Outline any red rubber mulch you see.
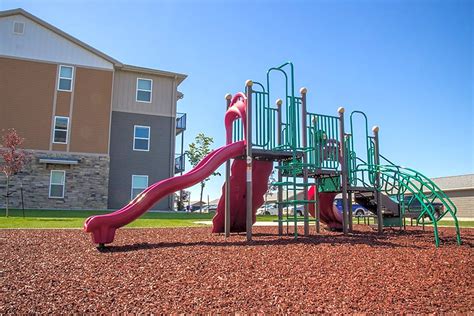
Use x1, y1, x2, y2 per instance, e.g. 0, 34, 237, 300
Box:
0, 225, 472, 314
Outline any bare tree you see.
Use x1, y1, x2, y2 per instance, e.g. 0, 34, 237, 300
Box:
0, 129, 29, 217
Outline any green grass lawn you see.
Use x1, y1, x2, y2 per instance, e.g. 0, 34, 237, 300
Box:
0, 209, 472, 229
0, 209, 278, 229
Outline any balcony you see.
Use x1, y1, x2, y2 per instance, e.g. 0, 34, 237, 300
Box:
176, 112, 186, 135
175, 153, 186, 174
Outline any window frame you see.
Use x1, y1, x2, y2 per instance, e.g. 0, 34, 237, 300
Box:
136, 78, 153, 103
52, 116, 70, 144
131, 174, 149, 200
57, 65, 74, 92
133, 125, 150, 152
13, 21, 25, 35
49, 170, 66, 199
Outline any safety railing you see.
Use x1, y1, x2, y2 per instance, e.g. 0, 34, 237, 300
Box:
306, 112, 341, 170
231, 83, 279, 150
174, 153, 185, 174
176, 112, 187, 133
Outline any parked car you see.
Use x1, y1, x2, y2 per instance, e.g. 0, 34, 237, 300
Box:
201, 204, 218, 213
333, 198, 371, 217
288, 204, 305, 216
186, 205, 204, 212
402, 197, 444, 219
256, 203, 278, 215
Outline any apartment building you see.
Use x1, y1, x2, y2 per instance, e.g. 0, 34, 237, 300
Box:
0, 8, 187, 210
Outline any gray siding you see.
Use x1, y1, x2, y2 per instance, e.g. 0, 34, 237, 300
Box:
112, 70, 177, 117
108, 111, 174, 210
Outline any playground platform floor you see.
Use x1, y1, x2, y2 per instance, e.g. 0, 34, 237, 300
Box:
1, 226, 472, 314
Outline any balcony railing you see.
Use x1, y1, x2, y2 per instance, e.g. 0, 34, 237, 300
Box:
175, 153, 186, 173
176, 112, 186, 135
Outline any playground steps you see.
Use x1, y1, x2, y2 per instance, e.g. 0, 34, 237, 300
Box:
353, 191, 401, 218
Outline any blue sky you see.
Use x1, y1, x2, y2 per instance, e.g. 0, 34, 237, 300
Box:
2, 0, 472, 201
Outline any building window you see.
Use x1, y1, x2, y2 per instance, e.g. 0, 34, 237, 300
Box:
53, 116, 69, 144
131, 175, 148, 199
58, 65, 74, 91
136, 78, 152, 103
133, 125, 150, 151
49, 170, 65, 198
13, 21, 25, 34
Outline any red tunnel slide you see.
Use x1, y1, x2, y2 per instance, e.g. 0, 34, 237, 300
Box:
308, 186, 343, 230
212, 159, 273, 233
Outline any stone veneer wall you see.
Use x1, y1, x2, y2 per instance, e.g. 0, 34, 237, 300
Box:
0, 151, 109, 210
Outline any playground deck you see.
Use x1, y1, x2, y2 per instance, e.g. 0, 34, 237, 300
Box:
1, 226, 472, 314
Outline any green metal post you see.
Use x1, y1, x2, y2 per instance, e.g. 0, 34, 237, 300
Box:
276, 98, 283, 236
338, 107, 349, 235
245, 80, 253, 242
224, 93, 232, 237
300, 87, 309, 236
372, 126, 383, 234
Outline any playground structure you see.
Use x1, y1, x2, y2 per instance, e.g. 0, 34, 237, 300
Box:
84, 62, 461, 247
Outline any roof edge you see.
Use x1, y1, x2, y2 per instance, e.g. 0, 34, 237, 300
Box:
431, 173, 474, 180
118, 64, 187, 85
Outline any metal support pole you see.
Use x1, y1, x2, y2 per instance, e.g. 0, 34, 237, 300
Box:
276, 98, 283, 237
338, 107, 349, 235
245, 80, 253, 241
224, 93, 232, 237
348, 191, 353, 232
372, 126, 383, 234
312, 117, 320, 234
300, 87, 309, 236
178, 120, 185, 211
315, 178, 320, 233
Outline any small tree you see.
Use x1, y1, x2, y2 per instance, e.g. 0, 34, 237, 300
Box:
0, 129, 28, 217
186, 133, 220, 212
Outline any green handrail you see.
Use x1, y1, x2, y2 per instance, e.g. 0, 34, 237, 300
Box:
352, 161, 461, 246
349, 111, 371, 164
379, 154, 459, 220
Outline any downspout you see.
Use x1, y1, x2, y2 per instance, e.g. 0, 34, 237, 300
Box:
169, 75, 178, 210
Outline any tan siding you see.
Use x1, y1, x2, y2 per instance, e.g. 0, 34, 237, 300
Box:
52, 143, 67, 152
55, 91, 71, 117
0, 57, 55, 150
446, 189, 474, 218
69, 67, 112, 154
112, 70, 176, 117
